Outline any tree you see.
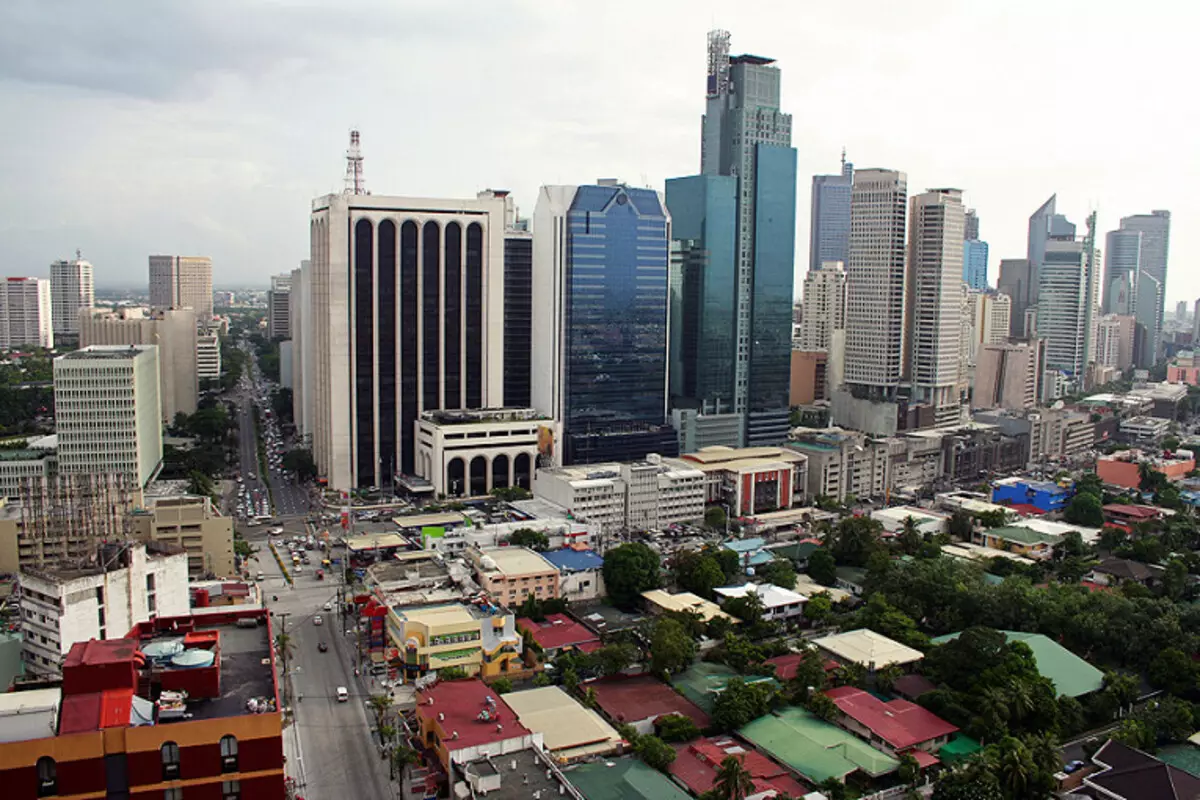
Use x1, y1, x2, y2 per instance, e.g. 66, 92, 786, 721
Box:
711, 678, 775, 731
932, 759, 1003, 800
281, 448, 318, 482
1148, 648, 1198, 696
1064, 492, 1105, 527
594, 642, 639, 676
975, 509, 1010, 529
805, 690, 838, 721
532, 672, 551, 687
756, 558, 796, 590
1136, 695, 1197, 746
721, 592, 765, 627
275, 632, 295, 677
1075, 472, 1104, 499
948, 510, 974, 540
490, 677, 513, 694
1162, 558, 1189, 601
817, 778, 848, 800
604, 543, 661, 610
650, 617, 696, 675
712, 755, 756, 800
507, 528, 550, 551
705, 506, 728, 531
899, 516, 922, 555
655, 713, 700, 743
786, 649, 829, 698
674, 549, 728, 599
1114, 718, 1157, 752
830, 515, 883, 566
368, 693, 393, 730
898, 752, 921, 786
808, 548, 837, 586
634, 734, 675, 771
802, 593, 833, 625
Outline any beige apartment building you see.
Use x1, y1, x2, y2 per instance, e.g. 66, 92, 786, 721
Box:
149, 255, 213, 319
467, 547, 560, 607
973, 340, 1045, 411
130, 495, 235, 578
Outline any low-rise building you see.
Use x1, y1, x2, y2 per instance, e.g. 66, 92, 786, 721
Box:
386, 602, 522, 681
130, 494, 235, 579
991, 477, 1070, 513
0, 435, 57, 500
871, 506, 949, 537
18, 542, 190, 677
824, 685, 958, 758
568, 757, 692, 800
1102, 503, 1165, 527
976, 525, 1059, 558
365, 551, 471, 608
1079, 739, 1200, 800
415, 408, 544, 496
517, 613, 600, 659
669, 735, 810, 799
786, 430, 890, 503
738, 706, 899, 786
931, 630, 1102, 698
1128, 381, 1188, 420
641, 589, 735, 624
1119, 415, 1172, 443
541, 548, 605, 601
468, 547, 560, 606
680, 445, 808, 516
1167, 350, 1200, 387
502, 686, 622, 763
1097, 449, 1195, 490
415, 678, 541, 773
713, 582, 806, 622
588, 675, 711, 735
812, 629, 924, 672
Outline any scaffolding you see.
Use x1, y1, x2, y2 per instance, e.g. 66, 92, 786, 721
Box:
17, 473, 137, 570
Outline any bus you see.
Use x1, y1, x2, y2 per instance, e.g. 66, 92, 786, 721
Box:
254, 515, 272, 525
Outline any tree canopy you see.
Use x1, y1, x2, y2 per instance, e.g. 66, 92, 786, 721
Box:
603, 543, 661, 610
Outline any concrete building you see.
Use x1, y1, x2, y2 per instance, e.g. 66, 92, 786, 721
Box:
787, 430, 891, 502
963, 239, 989, 292
541, 549, 605, 602
467, 547, 560, 606
54, 345, 162, 488
129, 494, 235, 579
679, 445, 808, 516
714, 582, 806, 622
697, 30, 798, 447
49, 255, 94, 337
0, 437, 57, 500
1096, 314, 1136, 371
79, 306, 199, 422
0, 277, 53, 348
414, 408, 543, 497
304, 191, 510, 490
18, 541, 189, 677
289, 260, 312, 433
533, 182, 679, 465
1118, 415, 1171, 444
266, 272, 291, 339
500, 201, 534, 410
196, 324, 221, 381
973, 339, 1045, 411
790, 350, 829, 405
533, 454, 707, 534
148, 255, 213, 319
385, 603, 522, 681
503, 685, 623, 763
907, 188, 966, 428
1167, 350, 1200, 386
844, 168, 908, 398
798, 260, 847, 352
1119, 210, 1171, 367
1097, 449, 1194, 490
967, 291, 1012, 352
996, 258, 1034, 337
809, 153, 854, 273
1104, 229, 1142, 315
1038, 233, 1096, 384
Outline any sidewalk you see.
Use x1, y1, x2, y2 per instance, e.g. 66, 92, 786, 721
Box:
282, 712, 308, 796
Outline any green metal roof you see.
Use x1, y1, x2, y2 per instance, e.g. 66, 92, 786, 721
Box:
672, 662, 778, 713
566, 758, 692, 800
938, 734, 983, 764
983, 526, 1060, 546
931, 630, 1104, 698
738, 707, 899, 784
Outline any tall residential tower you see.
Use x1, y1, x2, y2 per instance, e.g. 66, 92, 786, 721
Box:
50, 255, 94, 337
149, 256, 213, 319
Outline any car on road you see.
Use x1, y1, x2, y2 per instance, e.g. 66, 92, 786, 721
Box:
318, 642, 328, 653
336, 686, 348, 702
313, 615, 322, 626
323, 601, 332, 611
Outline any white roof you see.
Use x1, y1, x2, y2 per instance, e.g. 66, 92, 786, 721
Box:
502, 686, 621, 757
714, 582, 807, 609
0, 688, 60, 743
1017, 518, 1102, 545
792, 576, 852, 603
812, 629, 924, 669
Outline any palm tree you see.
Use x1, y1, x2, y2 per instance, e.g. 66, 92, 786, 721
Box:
987, 736, 1032, 798
713, 755, 755, 800
368, 693, 393, 731
899, 516, 921, 555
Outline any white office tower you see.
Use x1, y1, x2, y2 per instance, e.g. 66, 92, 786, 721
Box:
49, 256, 94, 337
196, 328, 221, 381
906, 189, 966, 426
53, 345, 163, 488
149, 256, 214, 319
844, 169, 908, 397
0, 277, 53, 348
304, 193, 508, 490
1038, 239, 1094, 383
79, 307, 198, 422
268, 272, 292, 339
798, 261, 847, 352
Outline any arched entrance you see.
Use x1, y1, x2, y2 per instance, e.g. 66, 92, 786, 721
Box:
492, 454, 511, 490
469, 456, 487, 496
513, 453, 531, 490
446, 457, 465, 497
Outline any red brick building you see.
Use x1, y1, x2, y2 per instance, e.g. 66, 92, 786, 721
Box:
0, 609, 284, 800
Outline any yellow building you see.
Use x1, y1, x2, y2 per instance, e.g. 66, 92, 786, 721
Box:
385, 602, 522, 681
130, 495, 235, 578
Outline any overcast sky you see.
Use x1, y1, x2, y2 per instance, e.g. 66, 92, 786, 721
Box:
1, 1, 1196, 306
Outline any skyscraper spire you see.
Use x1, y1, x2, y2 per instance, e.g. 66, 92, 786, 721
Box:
343, 130, 366, 195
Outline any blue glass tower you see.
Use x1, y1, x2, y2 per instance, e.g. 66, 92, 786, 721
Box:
963, 239, 989, 290
809, 153, 853, 273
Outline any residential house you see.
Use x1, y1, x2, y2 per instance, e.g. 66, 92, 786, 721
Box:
812, 629, 925, 672
668, 736, 810, 799
468, 546, 561, 606
566, 758, 692, 800
713, 582, 806, 622
415, 679, 541, 772
517, 613, 601, 660
542, 548, 605, 602
1086, 556, 1165, 589
641, 590, 735, 624
588, 675, 710, 735
824, 685, 958, 760
931, 630, 1103, 698
738, 707, 899, 786
1078, 739, 1200, 800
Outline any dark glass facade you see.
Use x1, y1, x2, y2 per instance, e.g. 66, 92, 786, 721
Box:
503, 234, 532, 408
422, 222, 440, 410
561, 185, 676, 464
353, 219, 375, 486
399, 221, 419, 475
466, 223, 484, 409
377, 220, 397, 486
443, 222, 462, 409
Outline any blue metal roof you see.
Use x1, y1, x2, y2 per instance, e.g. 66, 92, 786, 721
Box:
722, 537, 766, 553
542, 548, 604, 572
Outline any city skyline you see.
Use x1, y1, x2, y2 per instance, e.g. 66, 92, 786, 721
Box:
0, 3, 1195, 306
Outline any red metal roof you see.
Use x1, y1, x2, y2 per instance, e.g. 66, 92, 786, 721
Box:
415, 679, 529, 751
765, 652, 839, 681
825, 686, 958, 750
669, 737, 808, 797
589, 675, 711, 729
905, 748, 940, 769
63, 638, 138, 668
1103, 504, 1162, 519
517, 614, 600, 652
58, 689, 133, 734
1008, 503, 1046, 516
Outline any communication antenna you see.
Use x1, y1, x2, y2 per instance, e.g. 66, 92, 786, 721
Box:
344, 130, 366, 195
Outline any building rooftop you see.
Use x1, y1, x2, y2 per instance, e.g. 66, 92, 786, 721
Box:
992, 477, 1067, 493
542, 548, 604, 573
1103, 503, 1164, 520
714, 582, 807, 609
476, 547, 557, 576
421, 407, 548, 425
825, 685, 958, 750
1015, 518, 1103, 544
416, 678, 530, 751
58, 345, 153, 360
641, 589, 735, 623
394, 603, 480, 628
566, 757, 692, 800
793, 575, 852, 603
669, 735, 809, 799
588, 675, 711, 729
1086, 739, 1200, 800
517, 614, 600, 653
344, 532, 410, 552
0, 687, 61, 743
812, 629, 924, 670
502, 686, 621, 760
673, 662, 778, 714
0, 448, 53, 462
457, 746, 577, 800
390, 511, 468, 530
931, 630, 1103, 698
983, 526, 1060, 547
576, 605, 646, 636
739, 707, 899, 784
764, 652, 840, 681
941, 542, 1035, 566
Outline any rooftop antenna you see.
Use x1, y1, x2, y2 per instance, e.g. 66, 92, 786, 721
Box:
344, 130, 366, 195
75, 248, 82, 261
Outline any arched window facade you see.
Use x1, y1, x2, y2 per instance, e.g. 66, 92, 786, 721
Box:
219, 734, 239, 773
161, 741, 181, 780
36, 756, 56, 797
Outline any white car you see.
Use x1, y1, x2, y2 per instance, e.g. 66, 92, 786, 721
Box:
323, 601, 333, 611
313, 615, 322, 626
336, 686, 349, 702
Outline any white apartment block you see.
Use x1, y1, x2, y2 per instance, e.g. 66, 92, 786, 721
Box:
304, 193, 509, 490
0, 277, 53, 348
1096, 314, 1135, 371
907, 189, 966, 428
53, 345, 163, 488
268, 272, 292, 340
968, 291, 1012, 351
18, 542, 189, 677
0, 437, 57, 500
1038, 239, 1096, 383
798, 260, 847, 352
79, 307, 198, 422
414, 408, 542, 497
50, 257, 94, 336
845, 169, 908, 395
149, 255, 214, 319
196, 329, 221, 380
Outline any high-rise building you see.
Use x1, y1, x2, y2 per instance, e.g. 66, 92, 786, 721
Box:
532, 182, 678, 465
1119, 210, 1170, 366
53, 345, 163, 488
996, 258, 1034, 337
907, 188, 966, 427
1027, 195, 1076, 308
698, 30, 798, 446
290, 260, 311, 436
809, 153, 853, 273
666, 173, 737, 414
964, 209, 980, 241
1103, 229, 1142, 315
489, 191, 534, 410
1134, 270, 1163, 367
973, 339, 1045, 411
1096, 314, 1135, 371
303, 192, 508, 490
797, 261, 847, 352
1038, 236, 1093, 380
1194, 299, 1200, 346
148, 255, 213, 318
79, 307, 198, 423
0, 277, 53, 348
196, 327, 221, 381
49, 255, 94, 337
967, 291, 1012, 350
963, 240, 989, 291
1176, 300, 1188, 322
267, 272, 292, 339
844, 168, 908, 397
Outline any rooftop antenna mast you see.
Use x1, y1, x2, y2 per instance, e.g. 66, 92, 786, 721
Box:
344, 130, 366, 195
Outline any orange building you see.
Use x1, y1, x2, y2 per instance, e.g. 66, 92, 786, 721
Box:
467, 547, 560, 606
1096, 449, 1195, 490
1167, 352, 1200, 387
790, 350, 828, 405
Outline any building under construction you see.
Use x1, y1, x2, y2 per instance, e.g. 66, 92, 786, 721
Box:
15, 473, 138, 571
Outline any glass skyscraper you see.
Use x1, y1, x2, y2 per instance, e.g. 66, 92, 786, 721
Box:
809, 154, 853, 273
963, 239, 989, 290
